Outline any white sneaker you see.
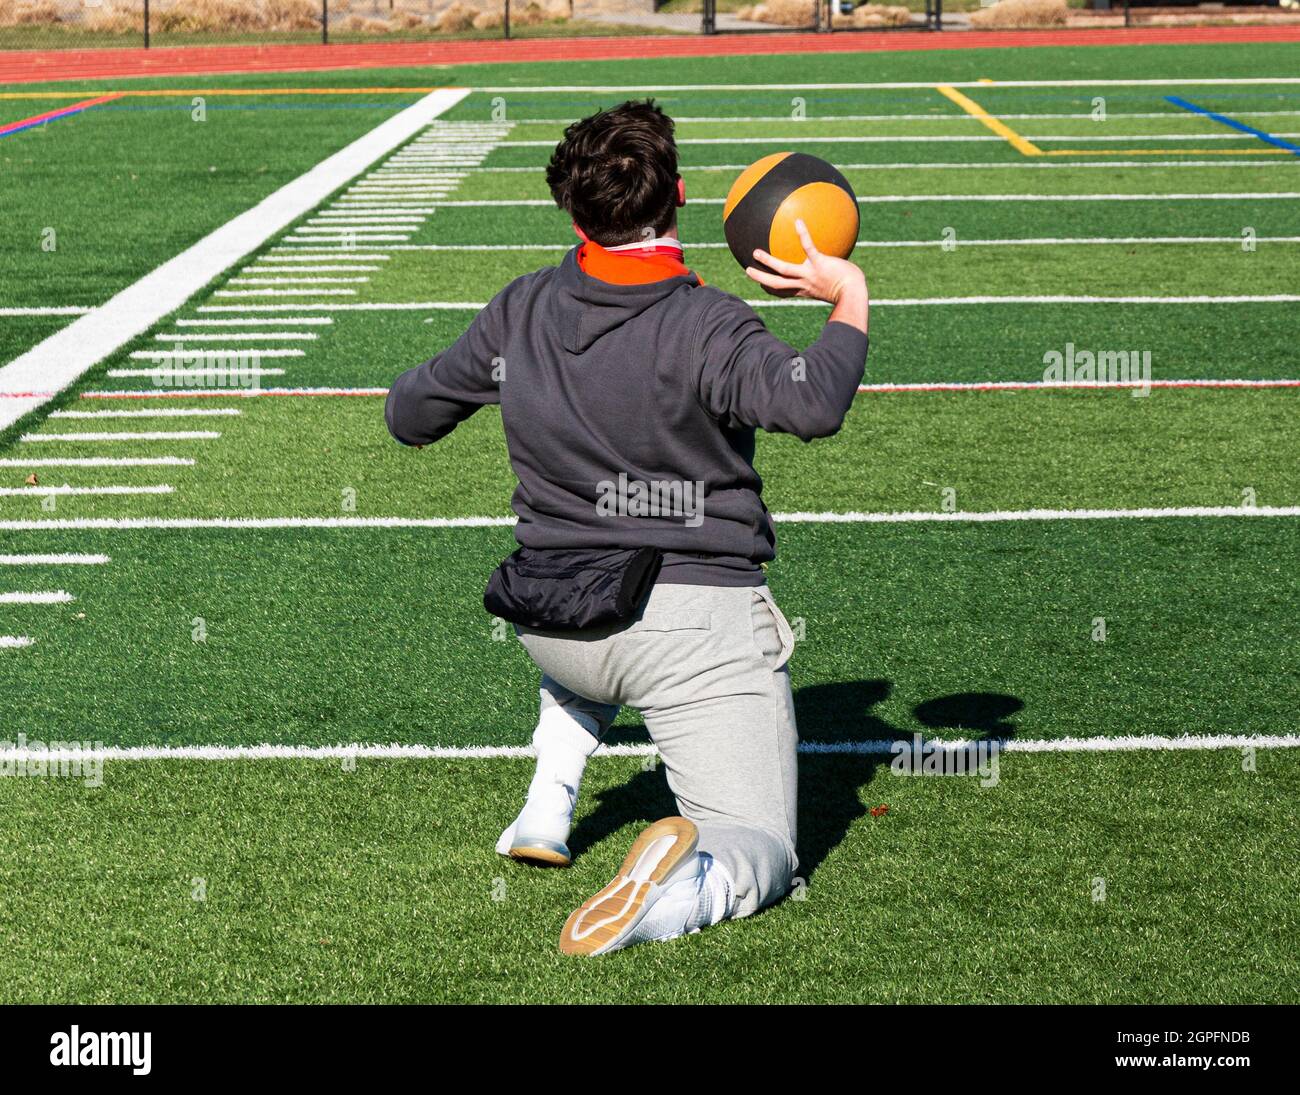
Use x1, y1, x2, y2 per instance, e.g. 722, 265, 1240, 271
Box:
496, 780, 576, 867
560, 816, 713, 956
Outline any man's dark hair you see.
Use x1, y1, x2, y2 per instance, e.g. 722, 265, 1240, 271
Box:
546, 100, 679, 247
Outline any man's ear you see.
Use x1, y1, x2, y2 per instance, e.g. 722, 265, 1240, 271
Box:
675, 176, 686, 207
572, 222, 590, 242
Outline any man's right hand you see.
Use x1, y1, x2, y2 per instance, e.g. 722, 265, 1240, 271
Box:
746, 219, 868, 334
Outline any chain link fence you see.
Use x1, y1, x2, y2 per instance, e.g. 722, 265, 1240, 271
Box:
0, 0, 1292, 48
0, 0, 943, 48
0, 0, 669, 47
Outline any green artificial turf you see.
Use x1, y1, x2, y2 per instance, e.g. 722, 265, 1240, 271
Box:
0, 94, 423, 313
3, 388, 1298, 519
0, 313, 79, 367
0, 518, 1295, 745
0, 749, 1296, 1003
1, 40, 1298, 1005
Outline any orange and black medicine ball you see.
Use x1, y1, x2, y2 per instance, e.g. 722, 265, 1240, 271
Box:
723, 152, 860, 285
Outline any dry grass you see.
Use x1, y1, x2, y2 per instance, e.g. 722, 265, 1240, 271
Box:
0, 0, 63, 27
968, 0, 1067, 29
433, 0, 476, 30
513, 1, 569, 24
328, 0, 568, 34
832, 3, 911, 28
83, 0, 143, 33
736, 1, 909, 28
734, 0, 817, 26
151, 0, 321, 33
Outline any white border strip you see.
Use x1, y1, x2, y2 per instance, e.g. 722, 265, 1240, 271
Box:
0, 88, 470, 433
1, 734, 1295, 762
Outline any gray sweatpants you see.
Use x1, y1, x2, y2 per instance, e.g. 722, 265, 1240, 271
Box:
515, 582, 799, 918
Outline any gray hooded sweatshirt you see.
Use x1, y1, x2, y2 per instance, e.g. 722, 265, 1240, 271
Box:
385, 246, 868, 585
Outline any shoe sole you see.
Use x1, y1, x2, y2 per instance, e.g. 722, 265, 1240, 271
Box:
508, 837, 571, 868
559, 816, 698, 957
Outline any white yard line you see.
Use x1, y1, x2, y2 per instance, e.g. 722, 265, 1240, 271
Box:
156, 331, 320, 340
472, 161, 1300, 172
261, 254, 390, 262
0, 485, 173, 496
0, 553, 110, 565
174, 316, 335, 324
0, 88, 470, 433
282, 236, 410, 243
0, 306, 93, 317
74, 379, 1300, 400
520, 110, 1300, 124
348, 181, 458, 188
248, 266, 380, 273
194, 294, 1300, 313
0, 591, 75, 604
0, 637, 35, 649
213, 288, 359, 297
858, 378, 1300, 392
383, 236, 1300, 252
0, 507, 1294, 532
226, 276, 371, 284
501, 132, 1300, 146
106, 368, 286, 379
307, 217, 425, 224
304, 221, 419, 229
414, 193, 1300, 207
476, 78, 1300, 92
82, 388, 387, 399
20, 431, 220, 442
2, 734, 1295, 763
746, 294, 1300, 307
49, 408, 240, 419
0, 457, 193, 467
282, 226, 417, 236
318, 205, 437, 213
129, 349, 305, 359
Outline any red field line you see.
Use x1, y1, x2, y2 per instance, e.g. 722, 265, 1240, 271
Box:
0, 91, 122, 135
2, 25, 1300, 86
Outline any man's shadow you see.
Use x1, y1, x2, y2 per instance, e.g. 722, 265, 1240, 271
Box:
796, 685, 1023, 882
569, 680, 1023, 879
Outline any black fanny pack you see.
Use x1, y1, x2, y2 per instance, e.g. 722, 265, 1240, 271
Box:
484, 546, 663, 631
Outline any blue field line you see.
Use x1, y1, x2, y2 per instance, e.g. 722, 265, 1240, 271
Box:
1165, 95, 1300, 156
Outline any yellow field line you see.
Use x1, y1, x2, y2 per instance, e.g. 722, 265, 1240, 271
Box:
0, 87, 445, 100
936, 84, 1043, 157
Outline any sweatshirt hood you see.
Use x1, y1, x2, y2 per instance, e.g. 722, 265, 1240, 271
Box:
553, 246, 699, 354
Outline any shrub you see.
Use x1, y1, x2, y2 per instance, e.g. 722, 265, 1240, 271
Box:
832, 3, 911, 28
0, 0, 63, 27
434, 0, 476, 31
968, 0, 1068, 30
739, 0, 817, 27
